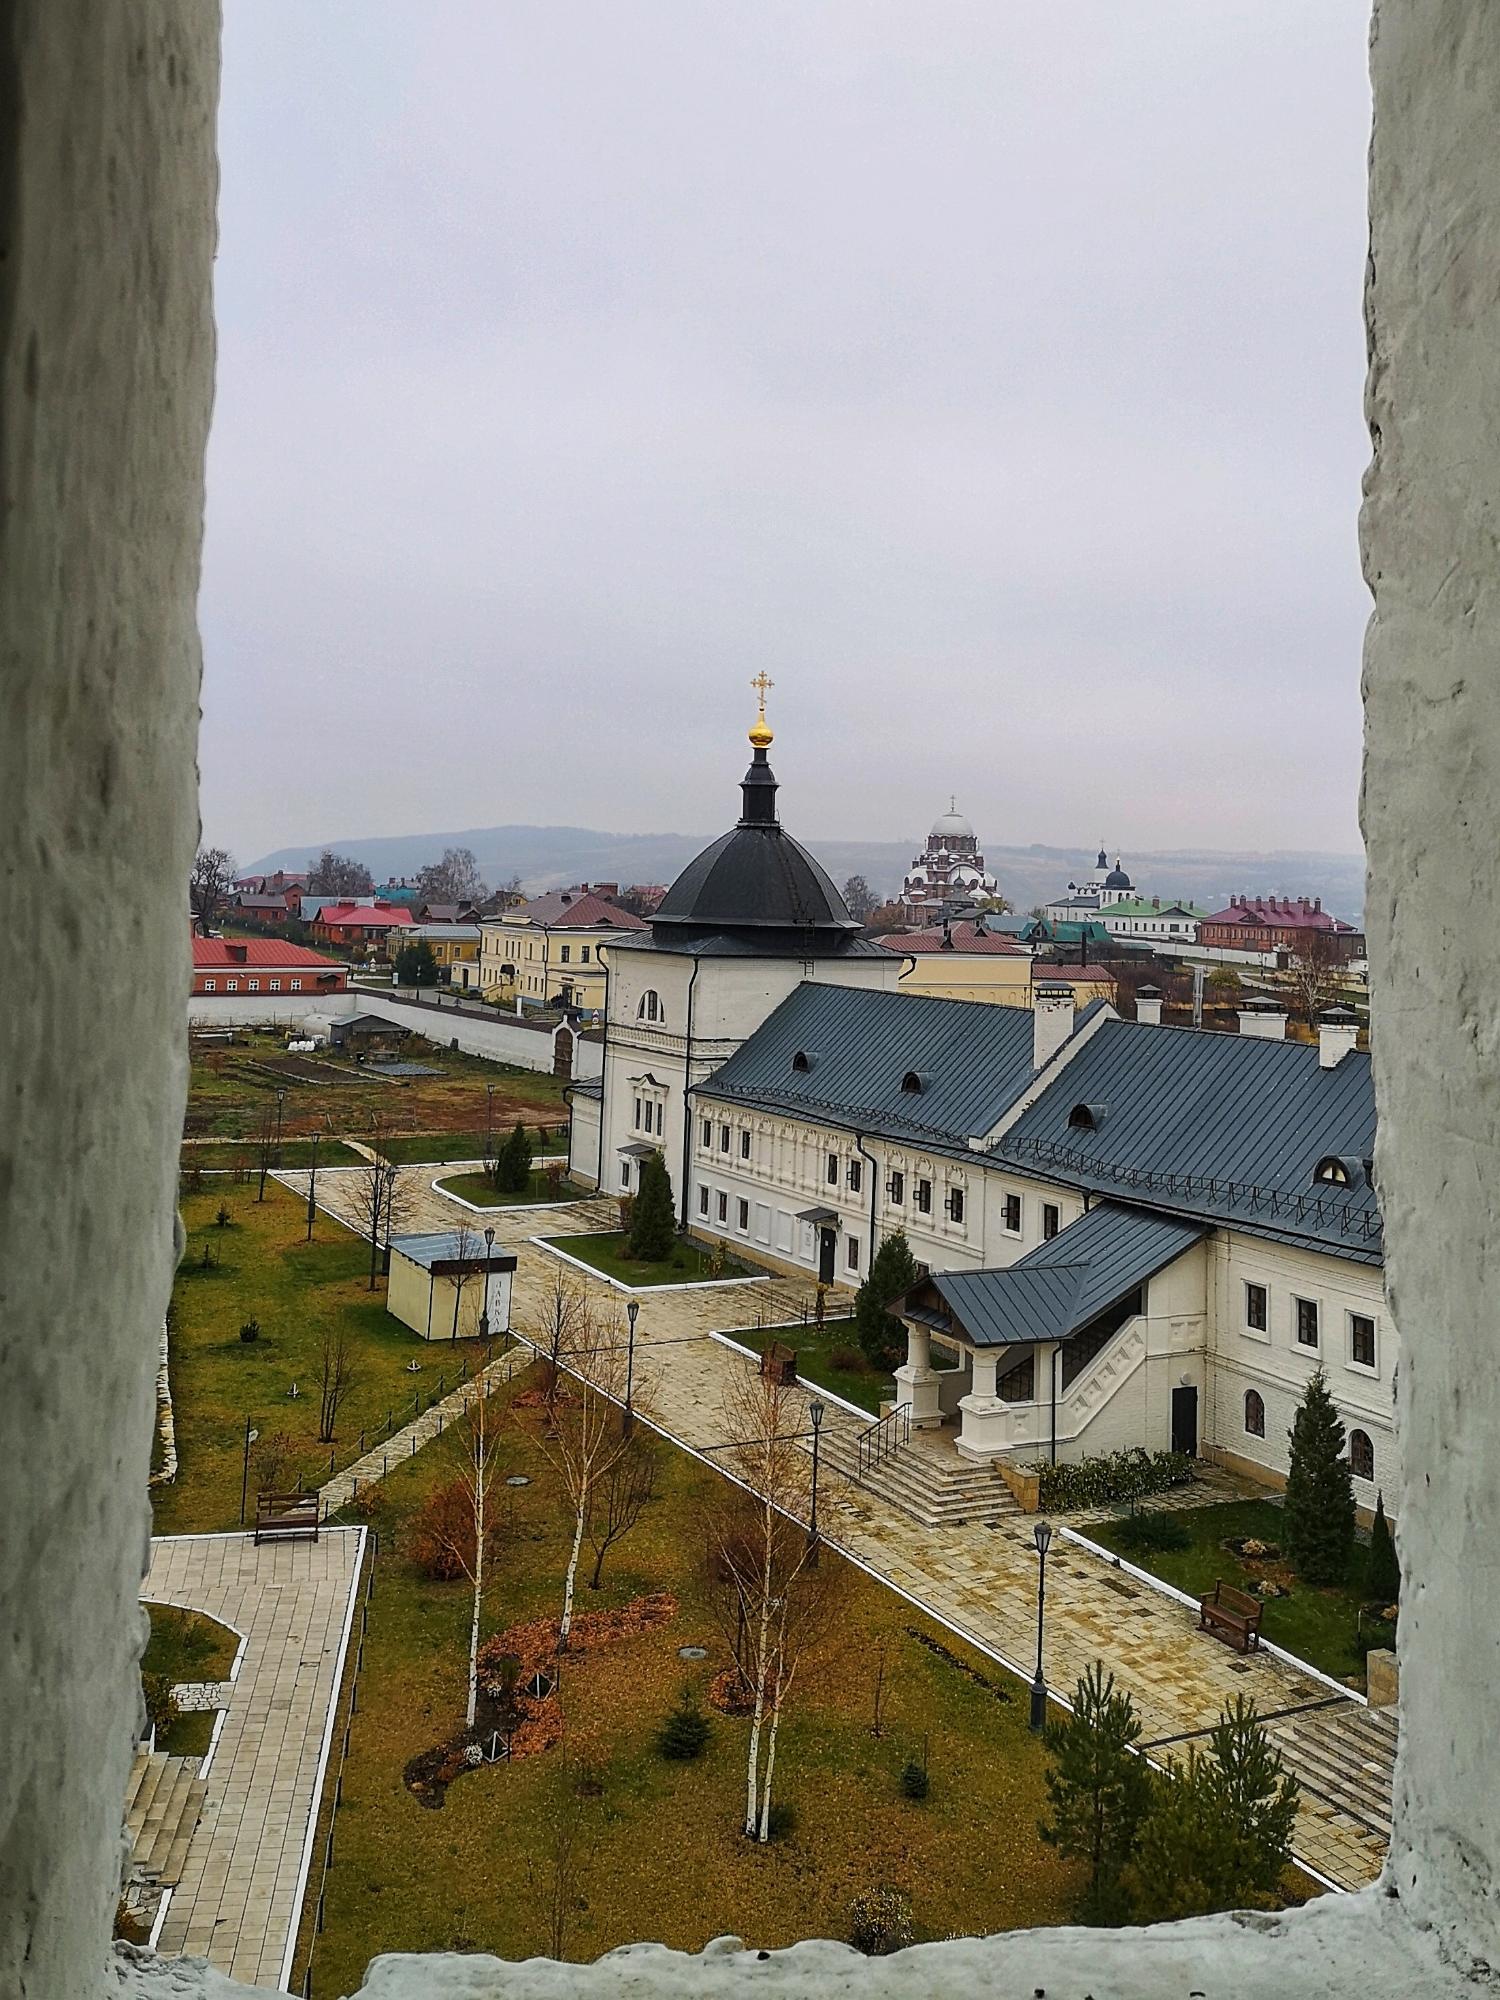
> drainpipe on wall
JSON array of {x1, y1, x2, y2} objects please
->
[
  {"x1": 854, "y1": 1130, "x2": 879, "y2": 1266},
  {"x1": 677, "y1": 955, "x2": 702, "y2": 1228},
  {"x1": 1050, "y1": 1342, "x2": 1058, "y2": 1465},
  {"x1": 594, "y1": 943, "x2": 611, "y2": 1191}
]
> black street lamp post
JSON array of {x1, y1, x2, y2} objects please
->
[
  {"x1": 479, "y1": 1224, "x2": 496, "y2": 1344},
  {"x1": 305, "y1": 1130, "x2": 320, "y2": 1241},
  {"x1": 808, "y1": 1399, "x2": 825, "y2": 1565},
  {"x1": 624, "y1": 1299, "x2": 639, "y2": 1438},
  {"x1": 1030, "y1": 1518, "x2": 1053, "y2": 1731},
  {"x1": 239, "y1": 1418, "x2": 259, "y2": 1527}
]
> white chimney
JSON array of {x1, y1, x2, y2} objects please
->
[
  {"x1": 1135, "y1": 984, "x2": 1163, "y2": 1026},
  {"x1": 1238, "y1": 999, "x2": 1288, "y2": 1041},
  {"x1": 1034, "y1": 981, "x2": 1076, "y2": 1069},
  {"x1": 1318, "y1": 1007, "x2": 1360, "y2": 1068}
]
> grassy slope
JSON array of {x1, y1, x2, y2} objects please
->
[
  {"x1": 154, "y1": 1185, "x2": 490, "y2": 1534},
  {"x1": 546, "y1": 1232, "x2": 752, "y2": 1288},
  {"x1": 732, "y1": 1323, "x2": 891, "y2": 1415},
  {"x1": 1090, "y1": 1499, "x2": 1379, "y2": 1681},
  {"x1": 307, "y1": 1380, "x2": 1076, "y2": 1992}
]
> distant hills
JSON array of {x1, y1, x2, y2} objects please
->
[{"x1": 248, "y1": 824, "x2": 1367, "y2": 925}]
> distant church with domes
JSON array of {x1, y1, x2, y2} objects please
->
[
  {"x1": 899, "y1": 802, "x2": 1002, "y2": 923},
  {"x1": 1041, "y1": 849, "x2": 1136, "y2": 923}
]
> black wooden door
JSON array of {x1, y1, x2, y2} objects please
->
[
  {"x1": 818, "y1": 1228, "x2": 836, "y2": 1286},
  {"x1": 1171, "y1": 1385, "x2": 1198, "y2": 1457}
]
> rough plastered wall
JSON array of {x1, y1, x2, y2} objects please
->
[
  {"x1": 1361, "y1": 0, "x2": 1500, "y2": 1974},
  {"x1": 0, "y1": 4, "x2": 217, "y2": 1996}
]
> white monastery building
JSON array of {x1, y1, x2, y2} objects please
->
[{"x1": 569, "y1": 697, "x2": 1393, "y2": 1519}]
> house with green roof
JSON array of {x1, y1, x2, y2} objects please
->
[{"x1": 1095, "y1": 895, "x2": 1208, "y2": 945}]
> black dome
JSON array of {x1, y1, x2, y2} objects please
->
[{"x1": 653, "y1": 747, "x2": 859, "y2": 941}]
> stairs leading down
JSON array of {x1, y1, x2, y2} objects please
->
[{"x1": 815, "y1": 1420, "x2": 1018, "y2": 1530}]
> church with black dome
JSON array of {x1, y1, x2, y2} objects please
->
[{"x1": 567, "y1": 681, "x2": 901, "y2": 1211}]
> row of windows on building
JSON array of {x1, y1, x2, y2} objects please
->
[
  {"x1": 200, "y1": 977, "x2": 305, "y2": 993},
  {"x1": 1244, "y1": 1282, "x2": 1378, "y2": 1371},
  {"x1": 696, "y1": 1182, "x2": 863, "y2": 1272},
  {"x1": 1241, "y1": 1389, "x2": 1377, "y2": 1480}
]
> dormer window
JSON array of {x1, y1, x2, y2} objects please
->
[
  {"x1": 792, "y1": 1050, "x2": 812, "y2": 1073},
  {"x1": 1068, "y1": 1103, "x2": 1105, "y2": 1132},
  {"x1": 901, "y1": 1070, "x2": 925, "y2": 1094},
  {"x1": 1313, "y1": 1154, "x2": 1365, "y2": 1187}
]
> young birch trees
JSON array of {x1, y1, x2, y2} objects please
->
[
  {"x1": 455, "y1": 1382, "x2": 505, "y2": 1731},
  {"x1": 709, "y1": 1370, "x2": 843, "y2": 1841}
]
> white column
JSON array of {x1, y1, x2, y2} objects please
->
[
  {"x1": 957, "y1": 1345, "x2": 1012, "y2": 1461},
  {"x1": 893, "y1": 1320, "x2": 942, "y2": 1429}
]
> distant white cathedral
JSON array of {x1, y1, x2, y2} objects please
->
[{"x1": 899, "y1": 802, "x2": 1002, "y2": 923}]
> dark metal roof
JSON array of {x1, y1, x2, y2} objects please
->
[
  {"x1": 916, "y1": 1202, "x2": 1207, "y2": 1347},
  {"x1": 605, "y1": 928, "x2": 888, "y2": 960},
  {"x1": 699, "y1": 983, "x2": 1039, "y2": 1146},
  {"x1": 389, "y1": 1232, "x2": 518, "y2": 1272},
  {"x1": 995, "y1": 1016, "x2": 1380, "y2": 1261},
  {"x1": 652, "y1": 746, "x2": 859, "y2": 948}
]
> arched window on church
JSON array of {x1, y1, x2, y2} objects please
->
[
  {"x1": 637, "y1": 989, "x2": 663, "y2": 1024},
  {"x1": 1349, "y1": 1428, "x2": 1375, "y2": 1481},
  {"x1": 1244, "y1": 1390, "x2": 1265, "y2": 1438}
]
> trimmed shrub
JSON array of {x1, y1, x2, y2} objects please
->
[
  {"x1": 215, "y1": 1204, "x2": 232, "y2": 1228},
  {"x1": 409, "y1": 1476, "x2": 501, "y2": 1581},
  {"x1": 847, "y1": 1888, "x2": 914, "y2": 1956},
  {"x1": 1032, "y1": 1448, "x2": 1193, "y2": 1512},
  {"x1": 141, "y1": 1672, "x2": 179, "y2": 1742},
  {"x1": 830, "y1": 1344, "x2": 865, "y2": 1373},
  {"x1": 656, "y1": 1692, "x2": 711, "y2": 1761},
  {"x1": 899, "y1": 1758, "x2": 930, "y2": 1800},
  {"x1": 238, "y1": 1318, "x2": 260, "y2": 1344}
]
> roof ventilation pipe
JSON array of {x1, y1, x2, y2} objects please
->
[
  {"x1": 1033, "y1": 980, "x2": 1076, "y2": 1072},
  {"x1": 1135, "y1": 984, "x2": 1163, "y2": 1026},
  {"x1": 1318, "y1": 1006, "x2": 1360, "y2": 1069},
  {"x1": 1237, "y1": 997, "x2": 1288, "y2": 1041}
]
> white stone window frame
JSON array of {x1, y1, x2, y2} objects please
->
[
  {"x1": 736, "y1": 1197, "x2": 750, "y2": 1234},
  {"x1": 697, "y1": 1183, "x2": 709, "y2": 1217},
  {"x1": 1002, "y1": 1189, "x2": 1023, "y2": 1235},
  {"x1": 1347, "y1": 1308, "x2": 1380, "y2": 1377},
  {"x1": 1293, "y1": 1292, "x2": 1322, "y2": 1352},
  {"x1": 202, "y1": 977, "x2": 215, "y2": 992},
  {"x1": 1243, "y1": 1277, "x2": 1272, "y2": 1341}
]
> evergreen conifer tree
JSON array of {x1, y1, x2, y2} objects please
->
[
  {"x1": 1368, "y1": 1491, "x2": 1400, "y2": 1606},
  {"x1": 656, "y1": 1690, "x2": 711, "y2": 1760},
  {"x1": 1038, "y1": 1662, "x2": 1152, "y2": 1924},
  {"x1": 493, "y1": 1120, "x2": 533, "y2": 1194},
  {"x1": 628, "y1": 1150, "x2": 676, "y2": 1261},
  {"x1": 854, "y1": 1230, "x2": 919, "y2": 1372},
  {"x1": 1283, "y1": 1367, "x2": 1355, "y2": 1585}
]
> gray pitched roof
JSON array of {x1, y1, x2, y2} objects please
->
[
  {"x1": 389, "y1": 1232, "x2": 517, "y2": 1272},
  {"x1": 698, "y1": 983, "x2": 1039, "y2": 1146},
  {"x1": 917, "y1": 1202, "x2": 1207, "y2": 1346},
  {"x1": 996, "y1": 1016, "x2": 1380, "y2": 1262}
]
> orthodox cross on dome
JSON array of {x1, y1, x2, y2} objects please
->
[{"x1": 748, "y1": 671, "x2": 775, "y2": 749}]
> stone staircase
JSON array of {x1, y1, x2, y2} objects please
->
[
  {"x1": 816, "y1": 1421, "x2": 1019, "y2": 1530},
  {"x1": 1265, "y1": 1700, "x2": 1398, "y2": 1841},
  {"x1": 124, "y1": 1750, "x2": 208, "y2": 1887}
]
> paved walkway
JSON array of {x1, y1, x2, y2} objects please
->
[
  {"x1": 318, "y1": 1343, "x2": 534, "y2": 1514},
  {"x1": 285, "y1": 1175, "x2": 1392, "y2": 1892},
  {"x1": 142, "y1": 1528, "x2": 364, "y2": 1990}
]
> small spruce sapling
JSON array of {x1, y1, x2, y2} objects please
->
[{"x1": 1367, "y1": 1491, "x2": 1400, "y2": 1608}]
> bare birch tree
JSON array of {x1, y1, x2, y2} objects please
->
[
  {"x1": 708, "y1": 1370, "x2": 844, "y2": 1841},
  {"x1": 532, "y1": 1300, "x2": 633, "y2": 1651},
  {"x1": 586, "y1": 1432, "x2": 659, "y2": 1589},
  {"x1": 454, "y1": 1383, "x2": 505, "y2": 1731},
  {"x1": 447, "y1": 1219, "x2": 477, "y2": 1341},
  {"x1": 534, "y1": 1270, "x2": 586, "y2": 1430}
]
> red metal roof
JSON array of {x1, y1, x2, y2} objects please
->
[
  {"x1": 192, "y1": 937, "x2": 344, "y2": 968},
  {"x1": 1204, "y1": 897, "x2": 1357, "y2": 933},
  {"x1": 508, "y1": 891, "x2": 647, "y2": 930},
  {"x1": 877, "y1": 922, "x2": 1028, "y2": 956},
  {"x1": 314, "y1": 902, "x2": 416, "y2": 928}
]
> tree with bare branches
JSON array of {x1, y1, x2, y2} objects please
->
[
  {"x1": 1285, "y1": 928, "x2": 1350, "y2": 1028},
  {"x1": 532, "y1": 1300, "x2": 633, "y2": 1650},
  {"x1": 189, "y1": 845, "x2": 237, "y2": 934},
  {"x1": 586, "y1": 1432, "x2": 659, "y2": 1589},
  {"x1": 708, "y1": 1370, "x2": 845, "y2": 1841},
  {"x1": 534, "y1": 1271, "x2": 587, "y2": 1430},
  {"x1": 455, "y1": 1384, "x2": 506, "y2": 1729},
  {"x1": 447, "y1": 1218, "x2": 478, "y2": 1341},
  {"x1": 316, "y1": 1328, "x2": 356, "y2": 1443},
  {"x1": 346, "y1": 1132, "x2": 414, "y2": 1290}
]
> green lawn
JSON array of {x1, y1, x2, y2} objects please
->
[
  {"x1": 732, "y1": 1322, "x2": 891, "y2": 1415},
  {"x1": 141, "y1": 1605, "x2": 240, "y2": 1758},
  {"x1": 379, "y1": 1128, "x2": 565, "y2": 1166},
  {"x1": 298, "y1": 1374, "x2": 1078, "y2": 1992},
  {"x1": 435, "y1": 1166, "x2": 570, "y2": 1207},
  {"x1": 155, "y1": 1184, "x2": 491, "y2": 1534},
  {"x1": 1090, "y1": 1499, "x2": 1387, "y2": 1683},
  {"x1": 179, "y1": 1138, "x2": 362, "y2": 1175},
  {"x1": 542, "y1": 1232, "x2": 754, "y2": 1288}
]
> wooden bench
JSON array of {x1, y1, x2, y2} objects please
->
[
  {"x1": 759, "y1": 1341, "x2": 798, "y2": 1387},
  {"x1": 254, "y1": 1491, "x2": 320, "y2": 1545},
  {"x1": 1199, "y1": 1578, "x2": 1262, "y2": 1653}
]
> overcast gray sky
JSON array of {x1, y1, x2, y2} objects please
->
[{"x1": 203, "y1": 2, "x2": 1373, "y2": 866}]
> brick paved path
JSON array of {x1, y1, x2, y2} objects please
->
[
  {"x1": 142, "y1": 1529, "x2": 364, "y2": 1989},
  {"x1": 286, "y1": 1174, "x2": 1391, "y2": 1892}
]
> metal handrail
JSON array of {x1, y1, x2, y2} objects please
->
[{"x1": 856, "y1": 1401, "x2": 911, "y2": 1480}]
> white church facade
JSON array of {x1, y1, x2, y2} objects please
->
[{"x1": 568, "y1": 700, "x2": 1394, "y2": 1517}]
